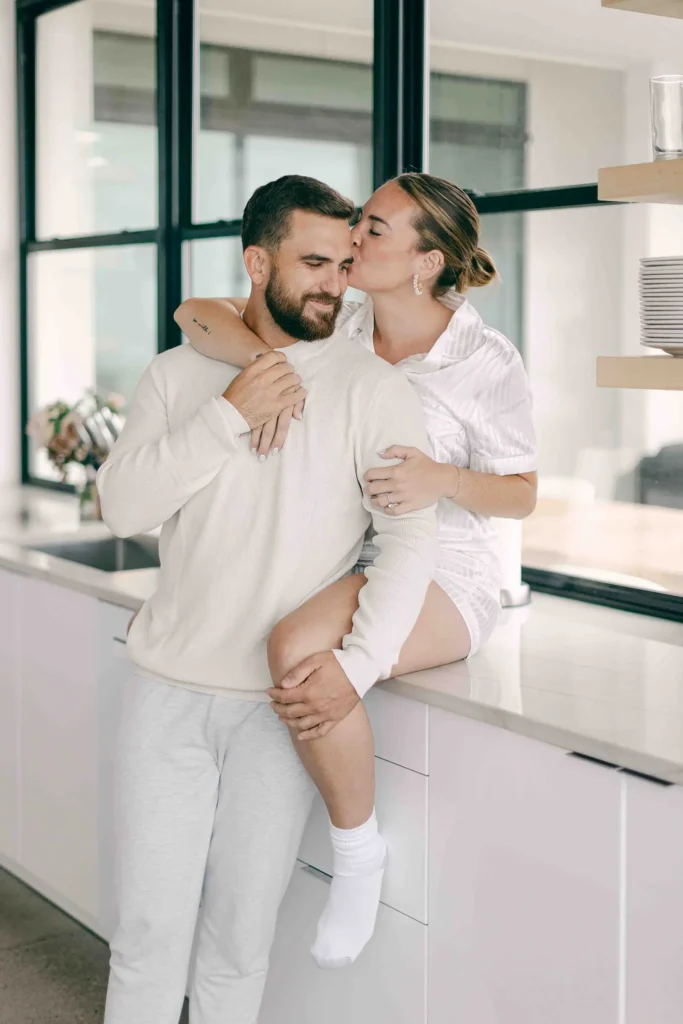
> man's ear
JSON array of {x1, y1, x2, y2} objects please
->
[{"x1": 244, "y1": 245, "x2": 270, "y2": 286}]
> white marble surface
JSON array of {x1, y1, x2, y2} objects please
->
[{"x1": 2, "y1": 485, "x2": 683, "y2": 783}]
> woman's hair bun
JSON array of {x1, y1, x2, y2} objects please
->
[
  {"x1": 395, "y1": 173, "x2": 497, "y2": 295},
  {"x1": 464, "y1": 246, "x2": 497, "y2": 289}
]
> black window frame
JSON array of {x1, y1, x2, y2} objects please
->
[{"x1": 14, "y1": 0, "x2": 682, "y2": 625}]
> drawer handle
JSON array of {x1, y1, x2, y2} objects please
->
[
  {"x1": 113, "y1": 636, "x2": 127, "y2": 645},
  {"x1": 617, "y1": 767, "x2": 672, "y2": 787},
  {"x1": 567, "y1": 751, "x2": 618, "y2": 771},
  {"x1": 301, "y1": 864, "x2": 332, "y2": 885}
]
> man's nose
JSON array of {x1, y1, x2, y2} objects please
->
[{"x1": 321, "y1": 267, "x2": 344, "y2": 296}]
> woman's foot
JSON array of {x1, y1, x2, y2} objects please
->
[{"x1": 311, "y1": 810, "x2": 387, "y2": 970}]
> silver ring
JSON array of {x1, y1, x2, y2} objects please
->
[{"x1": 387, "y1": 501, "x2": 399, "y2": 508}]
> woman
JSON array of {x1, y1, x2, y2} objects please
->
[{"x1": 175, "y1": 172, "x2": 538, "y2": 969}]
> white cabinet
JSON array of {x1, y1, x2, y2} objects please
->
[
  {"x1": 0, "y1": 569, "x2": 21, "y2": 861},
  {"x1": 298, "y1": 755, "x2": 429, "y2": 923},
  {"x1": 428, "y1": 710, "x2": 621, "y2": 1024},
  {"x1": 625, "y1": 775, "x2": 683, "y2": 1024},
  {"x1": 2, "y1": 571, "x2": 131, "y2": 938},
  {"x1": 18, "y1": 575, "x2": 100, "y2": 923},
  {"x1": 95, "y1": 602, "x2": 133, "y2": 941},
  {"x1": 365, "y1": 687, "x2": 429, "y2": 774},
  {"x1": 260, "y1": 861, "x2": 427, "y2": 1024}
]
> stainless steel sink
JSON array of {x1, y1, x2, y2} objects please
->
[{"x1": 29, "y1": 535, "x2": 160, "y2": 572}]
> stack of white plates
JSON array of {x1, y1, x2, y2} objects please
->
[{"x1": 640, "y1": 256, "x2": 683, "y2": 356}]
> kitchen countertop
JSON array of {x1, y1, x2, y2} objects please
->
[
  {"x1": 2, "y1": 484, "x2": 683, "y2": 784},
  {"x1": 525, "y1": 496, "x2": 683, "y2": 597}
]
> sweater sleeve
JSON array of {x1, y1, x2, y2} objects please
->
[
  {"x1": 97, "y1": 358, "x2": 250, "y2": 537},
  {"x1": 331, "y1": 373, "x2": 438, "y2": 698}
]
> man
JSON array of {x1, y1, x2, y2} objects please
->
[{"x1": 98, "y1": 175, "x2": 436, "y2": 1024}]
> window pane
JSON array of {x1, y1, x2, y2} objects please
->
[
  {"x1": 196, "y1": 1, "x2": 373, "y2": 223},
  {"x1": 28, "y1": 245, "x2": 156, "y2": 480},
  {"x1": 184, "y1": 238, "x2": 250, "y2": 301},
  {"x1": 36, "y1": 1, "x2": 157, "y2": 238},
  {"x1": 473, "y1": 204, "x2": 683, "y2": 598},
  {"x1": 430, "y1": 0, "x2": 683, "y2": 191},
  {"x1": 429, "y1": 72, "x2": 525, "y2": 194}
]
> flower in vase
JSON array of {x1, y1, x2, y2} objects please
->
[
  {"x1": 26, "y1": 408, "x2": 55, "y2": 448},
  {"x1": 106, "y1": 392, "x2": 126, "y2": 413},
  {"x1": 50, "y1": 411, "x2": 82, "y2": 461}
]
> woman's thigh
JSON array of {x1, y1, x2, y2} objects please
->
[
  {"x1": 390, "y1": 580, "x2": 471, "y2": 676},
  {"x1": 269, "y1": 573, "x2": 469, "y2": 682}
]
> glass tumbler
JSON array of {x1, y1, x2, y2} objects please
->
[{"x1": 651, "y1": 75, "x2": 683, "y2": 161}]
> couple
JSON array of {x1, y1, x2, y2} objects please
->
[{"x1": 99, "y1": 171, "x2": 537, "y2": 1024}]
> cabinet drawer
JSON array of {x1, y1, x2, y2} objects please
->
[
  {"x1": 364, "y1": 686, "x2": 428, "y2": 774},
  {"x1": 298, "y1": 756, "x2": 428, "y2": 923},
  {"x1": 260, "y1": 860, "x2": 427, "y2": 1024}
]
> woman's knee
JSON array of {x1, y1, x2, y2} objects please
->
[{"x1": 266, "y1": 618, "x2": 309, "y2": 685}]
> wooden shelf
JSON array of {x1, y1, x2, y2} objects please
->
[
  {"x1": 603, "y1": 0, "x2": 683, "y2": 17},
  {"x1": 598, "y1": 158, "x2": 683, "y2": 203},
  {"x1": 597, "y1": 356, "x2": 683, "y2": 390}
]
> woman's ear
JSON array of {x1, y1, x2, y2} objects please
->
[
  {"x1": 244, "y1": 245, "x2": 270, "y2": 286},
  {"x1": 419, "y1": 249, "x2": 445, "y2": 284}
]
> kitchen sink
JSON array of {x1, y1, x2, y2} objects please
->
[{"x1": 29, "y1": 535, "x2": 160, "y2": 572}]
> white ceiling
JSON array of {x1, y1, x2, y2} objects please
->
[{"x1": 432, "y1": 0, "x2": 683, "y2": 70}]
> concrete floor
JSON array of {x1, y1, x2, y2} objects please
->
[{"x1": 0, "y1": 867, "x2": 189, "y2": 1023}]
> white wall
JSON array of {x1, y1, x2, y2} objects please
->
[
  {"x1": 0, "y1": 0, "x2": 18, "y2": 485},
  {"x1": 524, "y1": 62, "x2": 624, "y2": 479},
  {"x1": 433, "y1": 44, "x2": 626, "y2": 483}
]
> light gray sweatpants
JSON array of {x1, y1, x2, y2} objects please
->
[{"x1": 104, "y1": 672, "x2": 315, "y2": 1024}]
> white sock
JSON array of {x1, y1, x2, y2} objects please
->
[{"x1": 311, "y1": 809, "x2": 387, "y2": 970}]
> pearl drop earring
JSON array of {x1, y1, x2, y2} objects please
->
[{"x1": 413, "y1": 274, "x2": 424, "y2": 296}]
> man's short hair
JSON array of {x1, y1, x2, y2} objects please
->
[{"x1": 241, "y1": 175, "x2": 355, "y2": 252}]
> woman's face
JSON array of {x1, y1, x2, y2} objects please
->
[{"x1": 349, "y1": 181, "x2": 427, "y2": 295}]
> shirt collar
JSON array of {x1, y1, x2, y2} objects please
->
[{"x1": 343, "y1": 288, "x2": 483, "y2": 372}]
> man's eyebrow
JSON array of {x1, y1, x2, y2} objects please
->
[
  {"x1": 340, "y1": 256, "x2": 354, "y2": 267},
  {"x1": 300, "y1": 253, "x2": 332, "y2": 262},
  {"x1": 368, "y1": 214, "x2": 390, "y2": 228}
]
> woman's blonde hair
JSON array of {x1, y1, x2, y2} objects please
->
[{"x1": 395, "y1": 172, "x2": 497, "y2": 295}]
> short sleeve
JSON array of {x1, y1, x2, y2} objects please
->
[{"x1": 468, "y1": 352, "x2": 538, "y2": 475}]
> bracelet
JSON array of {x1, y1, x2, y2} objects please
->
[{"x1": 447, "y1": 465, "x2": 461, "y2": 501}]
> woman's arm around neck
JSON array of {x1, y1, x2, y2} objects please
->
[{"x1": 174, "y1": 297, "x2": 271, "y2": 367}]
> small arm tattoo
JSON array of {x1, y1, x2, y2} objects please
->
[{"x1": 192, "y1": 318, "x2": 211, "y2": 335}]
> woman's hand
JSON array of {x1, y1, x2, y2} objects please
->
[
  {"x1": 363, "y1": 445, "x2": 455, "y2": 514},
  {"x1": 248, "y1": 351, "x2": 305, "y2": 457},
  {"x1": 250, "y1": 398, "x2": 306, "y2": 457}
]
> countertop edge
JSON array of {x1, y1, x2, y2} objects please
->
[
  {"x1": 380, "y1": 677, "x2": 683, "y2": 786},
  {"x1": 0, "y1": 551, "x2": 147, "y2": 611}
]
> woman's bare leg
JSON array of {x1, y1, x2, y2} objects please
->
[
  {"x1": 267, "y1": 575, "x2": 374, "y2": 829},
  {"x1": 267, "y1": 573, "x2": 471, "y2": 827},
  {"x1": 267, "y1": 572, "x2": 472, "y2": 967}
]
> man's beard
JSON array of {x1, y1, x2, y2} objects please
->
[{"x1": 265, "y1": 267, "x2": 342, "y2": 341}]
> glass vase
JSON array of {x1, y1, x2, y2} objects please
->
[{"x1": 78, "y1": 466, "x2": 103, "y2": 522}]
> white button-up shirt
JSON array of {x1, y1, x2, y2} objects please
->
[{"x1": 338, "y1": 289, "x2": 538, "y2": 652}]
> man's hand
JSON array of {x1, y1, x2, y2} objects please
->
[
  {"x1": 223, "y1": 350, "x2": 307, "y2": 431},
  {"x1": 267, "y1": 650, "x2": 360, "y2": 740}
]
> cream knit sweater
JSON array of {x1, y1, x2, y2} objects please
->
[{"x1": 97, "y1": 335, "x2": 437, "y2": 700}]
